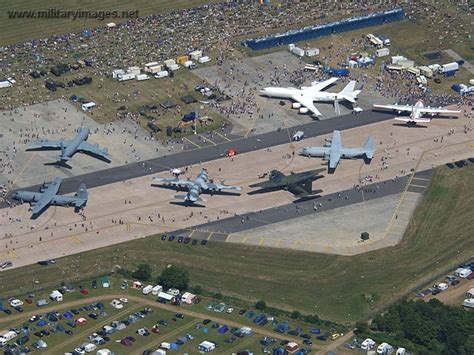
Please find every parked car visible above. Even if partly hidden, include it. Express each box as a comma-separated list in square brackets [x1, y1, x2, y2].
[1, 260, 13, 269]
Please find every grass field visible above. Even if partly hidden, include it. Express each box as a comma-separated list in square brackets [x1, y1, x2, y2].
[1, 0, 220, 45]
[1, 165, 473, 323]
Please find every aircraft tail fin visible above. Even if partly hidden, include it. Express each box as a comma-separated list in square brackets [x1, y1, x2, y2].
[364, 136, 375, 159]
[60, 140, 66, 157]
[394, 117, 431, 123]
[338, 81, 358, 103]
[174, 194, 205, 203]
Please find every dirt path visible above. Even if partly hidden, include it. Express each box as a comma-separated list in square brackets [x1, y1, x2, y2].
[425, 280, 474, 305]
[315, 331, 353, 355]
[0, 293, 323, 352]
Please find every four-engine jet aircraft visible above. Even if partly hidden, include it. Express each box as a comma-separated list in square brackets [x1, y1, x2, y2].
[249, 169, 324, 199]
[26, 127, 111, 167]
[260, 78, 361, 116]
[373, 100, 461, 125]
[12, 177, 88, 218]
[300, 130, 375, 173]
[152, 169, 241, 205]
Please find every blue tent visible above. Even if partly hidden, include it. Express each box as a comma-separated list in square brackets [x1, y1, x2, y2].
[182, 112, 199, 122]
[63, 311, 74, 319]
[37, 319, 47, 327]
[170, 342, 180, 349]
[218, 325, 229, 334]
[272, 348, 285, 355]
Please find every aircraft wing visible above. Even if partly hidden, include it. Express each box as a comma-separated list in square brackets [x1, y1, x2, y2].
[394, 117, 431, 123]
[27, 139, 69, 150]
[153, 177, 194, 188]
[44, 177, 62, 196]
[31, 193, 53, 214]
[206, 182, 242, 191]
[373, 104, 413, 112]
[304, 77, 339, 92]
[287, 180, 313, 198]
[292, 95, 322, 116]
[418, 107, 461, 115]
[329, 151, 342, 169]
[77, 141, 111, 162]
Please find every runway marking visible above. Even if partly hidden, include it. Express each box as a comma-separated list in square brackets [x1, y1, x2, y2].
[409, 184, 427, 189]
[126, 223, 130, 232]
[258, 238, 264, 246]
[6, 250, 18, 259]
[199, 134, 216, 146]
[18, 152, 36, 177]
[183, 137, 201, 149]
[73, 236, 82, 244]
[214, 132, 231, 142]
[206, 232, 213, 241]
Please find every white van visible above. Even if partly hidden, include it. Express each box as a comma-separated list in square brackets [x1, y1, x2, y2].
[152, 285, 163, 296]
[142, 285, 153, 295]
[292, 131, 304, 141]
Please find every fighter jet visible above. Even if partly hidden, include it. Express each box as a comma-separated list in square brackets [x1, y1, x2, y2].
[260, 78, 361, 116]
[300, 130, 375, 173]
[12, 177, 88, 218]
[373, 100, 461, 125]
[26, 127, 111, 167]
[249, 169, 324, 199]
[152, 169, 241, 205]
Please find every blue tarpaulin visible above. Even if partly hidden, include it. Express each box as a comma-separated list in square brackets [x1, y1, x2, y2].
[37, 319, 47, 327]
[171, 342, 180, 349]
[242, 8, 404, 50]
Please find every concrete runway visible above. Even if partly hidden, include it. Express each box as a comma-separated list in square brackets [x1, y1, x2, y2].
[2, 109, 395, 204]
[170, 172, 415, 239]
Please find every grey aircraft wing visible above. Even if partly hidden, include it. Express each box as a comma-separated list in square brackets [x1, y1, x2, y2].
[77, 141, 111, 162]
[152, 177, 195, 189]
[206, 182, 242, 191]
[31, 177, 63, 214]
[27, 139, 70, 150]
[328, 130, 342, 169]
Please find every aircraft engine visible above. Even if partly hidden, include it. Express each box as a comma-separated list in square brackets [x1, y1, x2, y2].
[299, 107, 309, 114]
[292, 102, 302, 109]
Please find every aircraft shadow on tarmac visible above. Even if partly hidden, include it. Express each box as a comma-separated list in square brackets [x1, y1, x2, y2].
[44, 161, 73, 169]
[392, 123, 428, 129]
[169, 201, 206, 208]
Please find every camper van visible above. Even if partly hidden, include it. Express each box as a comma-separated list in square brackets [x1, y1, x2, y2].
[142, 285, 153, 295]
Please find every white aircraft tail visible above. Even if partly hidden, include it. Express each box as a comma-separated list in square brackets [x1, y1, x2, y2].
[338, 81, 359, 103]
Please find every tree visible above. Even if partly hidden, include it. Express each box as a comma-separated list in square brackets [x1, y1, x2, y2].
[291, 311, 301, 319]
[157, 265, 189, 290]
[354, 321, 369, 335]
[131, 264, 152, 281]
[255, 300, 267, 311]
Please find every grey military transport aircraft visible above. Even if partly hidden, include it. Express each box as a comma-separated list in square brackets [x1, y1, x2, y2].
[300, 130, 375, 173]
[152, 169, 241, 206]
[26, 127, 111, 168]
[12, 177, 88, 218]
[249, 169, 324, 199]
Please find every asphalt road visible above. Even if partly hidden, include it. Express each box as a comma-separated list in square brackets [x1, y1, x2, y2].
[2, 110, 395, 206]
[170, 172, 427, 241]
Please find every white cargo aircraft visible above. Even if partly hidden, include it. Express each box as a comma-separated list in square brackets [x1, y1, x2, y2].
[373, 100, 461, 125]
[260, 78, 361, 116]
